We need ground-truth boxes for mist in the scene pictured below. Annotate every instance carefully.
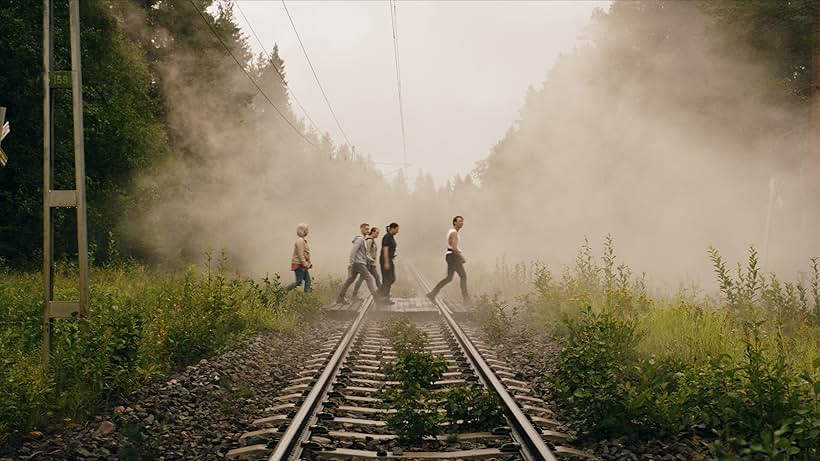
[120,1,817,292]
[453,1,818,289]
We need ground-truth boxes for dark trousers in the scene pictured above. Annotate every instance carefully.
[285,267,311,292]
[429,253,469,301]
[379,261,396,298]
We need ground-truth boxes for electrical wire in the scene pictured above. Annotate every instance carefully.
[389,0,409,170]
[281,0,353,148]
[232,0,322,136]
[187,0,317,147]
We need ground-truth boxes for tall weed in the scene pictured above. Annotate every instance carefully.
[0,254,322,443]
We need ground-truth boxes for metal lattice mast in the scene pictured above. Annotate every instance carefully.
[42,0,89,363]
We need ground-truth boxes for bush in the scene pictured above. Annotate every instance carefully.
[549,307,641,434]
[384,393,443,443]
[542,243,820,459]
[0,254,323,443]
[381,318,447,442]
[442,385,505,431]
[470,294,516,345]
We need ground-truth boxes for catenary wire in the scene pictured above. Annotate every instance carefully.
[389,0,409,169]
[281,0,353,148]
[232,0,323,136]
[187,0,317,147]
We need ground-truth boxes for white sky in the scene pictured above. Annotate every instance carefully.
[233,0,610,184]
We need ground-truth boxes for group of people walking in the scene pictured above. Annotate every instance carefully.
[335,222,400,304]
[285,216,469,306]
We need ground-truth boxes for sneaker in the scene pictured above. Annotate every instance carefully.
[426,292,436,303]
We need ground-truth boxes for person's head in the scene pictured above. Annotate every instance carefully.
[386,222,399,235]
[369,227,380,237]
[296,223,309,238]
[452,215,464,231]
[359,222,370,236]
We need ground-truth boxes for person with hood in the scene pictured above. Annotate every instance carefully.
[336,223,379,304]
[352,226,382,299]
[285,223,312,292]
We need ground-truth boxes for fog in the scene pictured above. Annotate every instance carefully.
[458,2,819,288]
[123,1,818,292]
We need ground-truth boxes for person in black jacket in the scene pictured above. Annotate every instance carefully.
[378,222,400,304]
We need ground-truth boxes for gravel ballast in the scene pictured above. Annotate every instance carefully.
[1,320,348,461]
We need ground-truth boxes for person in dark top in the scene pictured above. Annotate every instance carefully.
[378,222,399,304]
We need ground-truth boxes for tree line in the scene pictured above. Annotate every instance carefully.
[1,1,816,276]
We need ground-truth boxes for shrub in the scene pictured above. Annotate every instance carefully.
[384,392,443,443]
[470,294,516,344]
[381,318,447,442]
[549,306,641,434]
[0,254,322,443]
[442,385,505,431]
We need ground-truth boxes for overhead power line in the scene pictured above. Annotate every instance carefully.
[281,0,353,148]
[232,0,322,136]
[389,0,409,169]
[187,0,317,147]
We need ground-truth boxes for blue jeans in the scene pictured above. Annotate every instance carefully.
[285,267,311,292]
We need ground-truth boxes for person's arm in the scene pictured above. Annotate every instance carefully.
[296,239,309,267]
[366,239,376,264]
[382,245,391,269]
[347,240,357,269]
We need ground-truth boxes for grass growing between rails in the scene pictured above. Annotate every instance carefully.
[0,252,326,444]
[379,317,505,443]
[472,237,819,460]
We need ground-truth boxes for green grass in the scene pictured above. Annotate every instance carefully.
[471,236,820,460]
[0,253,326,443]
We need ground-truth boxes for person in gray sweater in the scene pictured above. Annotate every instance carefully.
[352,226,382,299]
[336,223,379,304]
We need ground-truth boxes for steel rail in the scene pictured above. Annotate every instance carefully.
[267,295,374,461]
[411,266,558,461]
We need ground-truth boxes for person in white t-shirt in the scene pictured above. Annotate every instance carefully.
[427,216,470,304]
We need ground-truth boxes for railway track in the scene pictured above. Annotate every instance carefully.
[225,268,595,461]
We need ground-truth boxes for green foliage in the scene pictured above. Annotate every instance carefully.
[384,352,447,395]
[441,386,505,431]
[380,318,447,442]
[549,307,641,434]
[381,317,431,356]
[380,319,506,441]
[384,392,443,443]
[470,294,516,344]
[0,0,171,267]
[525,236,650,334]
[0,256,322,443]
[539,242,820,459]
[710,247,820,328]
